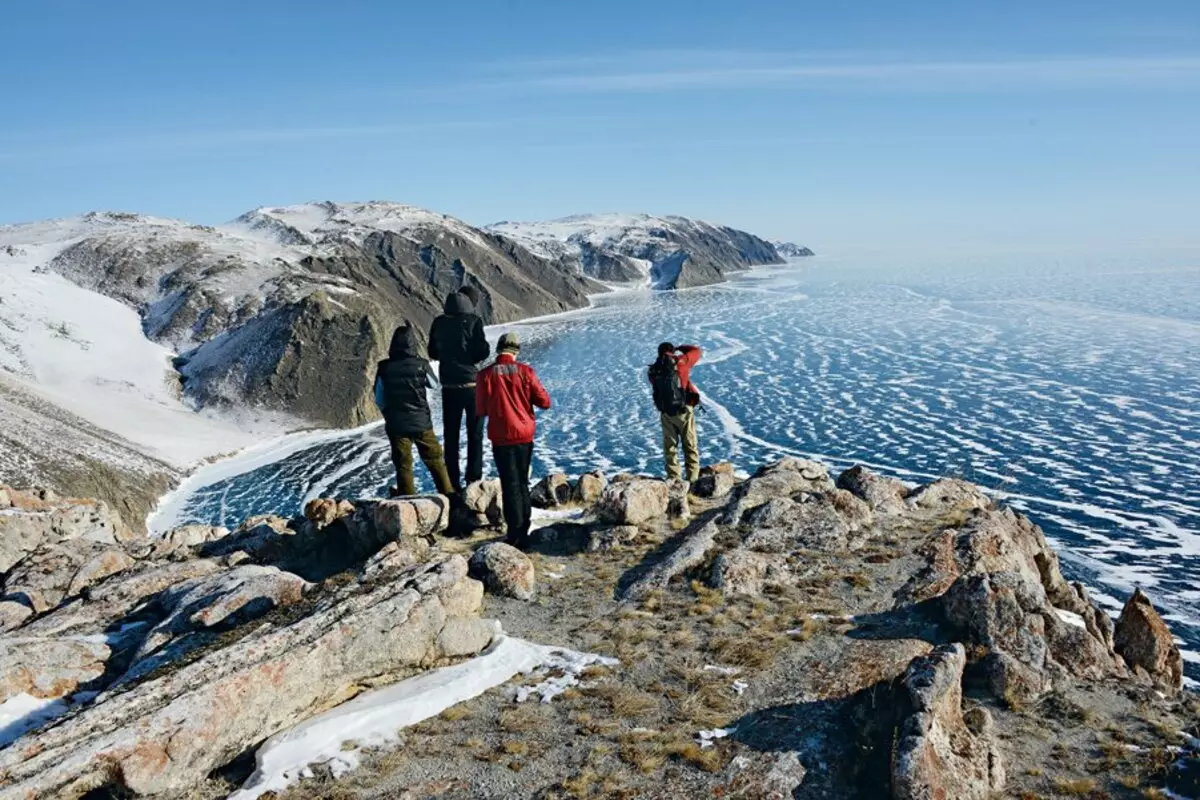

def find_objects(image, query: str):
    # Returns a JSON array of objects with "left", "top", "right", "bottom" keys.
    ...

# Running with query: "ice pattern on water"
[{"left": 167, "top": 255, "right": 1200, "bottom": 675}]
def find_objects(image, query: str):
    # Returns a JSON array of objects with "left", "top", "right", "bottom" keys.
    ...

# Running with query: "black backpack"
[{"left": 650, "top": 354, "right": 687, "bottom": 415}]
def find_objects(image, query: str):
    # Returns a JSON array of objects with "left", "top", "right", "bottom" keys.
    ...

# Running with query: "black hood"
[
  {"left": 443, "top": 291, "right": 473, "bottom": 315},
  {"left": 388, "top": 325, "right": 418, "bottom": 359}
]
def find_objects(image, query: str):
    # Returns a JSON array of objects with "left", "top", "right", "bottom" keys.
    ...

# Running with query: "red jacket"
[
  {"left": 649, "top": 345, "right": 703, "bottom": 406},
  {"left": 475, "top": 353, "right": 551, "bottom": 446}
]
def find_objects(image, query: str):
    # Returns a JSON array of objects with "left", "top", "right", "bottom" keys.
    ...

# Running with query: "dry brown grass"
[
  {"left": 501, "top": 740, "right": 528, "bottom": 756},
  {"left": 583, "top": 685, "right": 661, "bottom": 720},
  {"left": 1052, "top": 777, "right": 1097, "bottom": 795},
  {"left": 438, "top": 704, "right": 471, "bottom": 722},
  {"left": 560, "top": 768, "right": 599, "bottom": 798},
  {"left": 664, "top": 740, "right": 725, "bottom": 772},
  {"left": 843, "top": 573, "right": 871, "bottom": 589},
  {"left": 706, "top": 631, "right": 784, "bottom": 669},
  {"left": 498, "top": 705, "right": 543, "bottom": 733}
]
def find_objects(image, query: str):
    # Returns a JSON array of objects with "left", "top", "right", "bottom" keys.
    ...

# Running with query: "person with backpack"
[
  {"left": 428, "top": 288, "right": 490, "bottom": 492},
  {"left": 648, "top": 341, "right": 703, "bottom": 483},
  {"left": 475, "top": 332, "right": 551, "bottom": 549},
  {"left": 374, "top": 324, "right": 456, "bottom": 498}
]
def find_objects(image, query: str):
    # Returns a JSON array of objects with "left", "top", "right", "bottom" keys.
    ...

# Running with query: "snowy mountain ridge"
[{"left": 487, "top": 212, "right": 791, "bottom": 289}]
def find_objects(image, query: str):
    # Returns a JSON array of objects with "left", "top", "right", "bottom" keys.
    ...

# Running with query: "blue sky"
[{"left": 2, "top": 0, "right": 1199, "bottom": 253}]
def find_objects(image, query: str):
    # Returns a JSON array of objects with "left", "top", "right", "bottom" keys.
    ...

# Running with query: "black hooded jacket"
[
  {"left": 374, "top": 326, "right": 436, "bottom": 435},
  {"left": 428, "top": 291, "right": 490, "bottom": 388}
]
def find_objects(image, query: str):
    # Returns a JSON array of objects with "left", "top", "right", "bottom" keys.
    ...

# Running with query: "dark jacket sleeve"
[
  {"left": 468, "top": 317, "right": 490, "bottom": 364},
  {"left": 427, "top": 318, "right": 441, "bottom": 362},
  {"left": 677, "top": 345, "right": 702, "bottom": 368},
  {"left": 527, "top": 366, "right": 551, "bottom": 410},
  {"left": 475, "top": 369, "right": 490, "bottom": 418}
]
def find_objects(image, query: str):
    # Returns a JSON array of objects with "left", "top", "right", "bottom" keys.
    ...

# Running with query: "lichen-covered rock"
[
  {"left": 0, "top": 600, "right": 33, "bottom": 632},
  {"left": 3, "top": 540, "right": 134, "bottom": 613},
  {"left": 619, "top": 521, "right": 717, "bottom": 601},
  {"left": 150, "top": 524, "right": 229, "bottom": 560},
  {"left": 361, "top": 539, "right": 433, "bottom": 579},
  {"left": 464, "top": 479, "right": 503, "bottom": 526},
  {"left": 571, "top": 471, "right": 608, "bottom": 505},
  {"left": 469, "top": 542, "right": 536, "bottom": 601},
  {"left": 710, "top": 549, "right": 774, "bottom": 597},
  {"left": 530, "top": 473, "right": 572, "bottom": 508},
  {"left": 905, "top": 477, "right": 991, "bottom": 516},
  {"left": 304, "top": 497, "right": 356, "bottom": 528},
  {"left": 892, "top": 643, "right": 1006, "bottom": 800},
  {"left": 436, "top": 617, "right": 500, "bottom": 658},
  {"left": 741, "top": 491, "right": 872, "bottom": 553},
  {"left": 719, "top": 458, "right": 834, "bottom": 523},
  {"left": 0, "top": 637, "right": 110, "bottom": 702},
  {"left": 0, "top": 491, "right": 131, "bottom": 574},
  {"left": 836, "top": 465, "right": 908, "bottom": 514},
  {"left": 596, "top": 479, "right": 669, "bottom": 525},
  {"left": 0, "top": 555, "right": 487, "bottom": 798},
  {"left": 65, "top": 548, "right": 137, "bottom": 597},
  {"left": 372, "top": 495, "right": 450, "bottom": 539},
  {"left": 126, "top": 565, "right": 311, "bottom": 675},
  {"left": 1114, "top": 588, "right": 1183, "bottom": 692}
]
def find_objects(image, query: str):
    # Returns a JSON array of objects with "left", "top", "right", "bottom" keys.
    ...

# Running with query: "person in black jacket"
[
  {"left": 374, "top": 324, "right": 455, "bottom": 497},
  {"left": 428, "top": 289, "right": 490, "bottom": 491}
]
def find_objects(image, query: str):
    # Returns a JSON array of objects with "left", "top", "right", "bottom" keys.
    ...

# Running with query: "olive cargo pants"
[
  {"left": 388, "top": 429, "right": 455, "bottom": 497},
  {"left": 661, "top": 407, "right": 700, "bottom": 483}
]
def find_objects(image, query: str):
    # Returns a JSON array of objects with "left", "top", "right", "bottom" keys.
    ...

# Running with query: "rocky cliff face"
[
  {"left": 487, "top": 213, "right": 790, "bottom": 289},
  {"left": 772, "top": 240, "right": 816, "bottom": 258},
  {"left": 1, "top": 462, "right": 1193, "bottom": 799}
]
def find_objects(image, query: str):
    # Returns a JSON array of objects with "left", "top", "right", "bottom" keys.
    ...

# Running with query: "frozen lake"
[{"left": 154, "top": 253, "right": 1200, "bottom": 675}]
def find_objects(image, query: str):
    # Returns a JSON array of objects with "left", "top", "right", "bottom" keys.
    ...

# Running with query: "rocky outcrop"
[
  {"left": 572, "top": 471, "right": 608, "bottom": 505},
  {"left": 1114, "top": 588, "right": 1183, "bottom": 692},
  {"left": 771, "top": 241, "right": 816, "bottom": 258},
  {"left": 719, "top": 458, "right": 834, "bottom": 524},
  {"left": 0, "top": 555, "right": 494, "bottom": 798},
  {"left": 619, "top": 520, "right": 718, "bottom": 601},
  {"left": 469, "top": 542, "right": 536, "bottom": 601},
  {"left": 692, "top": 463, "right": 735, "bottom": 499},
  {"left": 892, "top": 644, "right": 1005, "bottom": 799},
  {"left": 464, "top": 479, "right": 503, "bottom": 527}
]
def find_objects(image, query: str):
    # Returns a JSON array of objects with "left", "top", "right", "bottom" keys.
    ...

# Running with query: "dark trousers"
[
  {"left": 493, "top": 442, "right": 534, "bottom": 548},
  {"left": 441, "top": 386, "right": 485, "bottom": 490},
  {"left": 388, "top": 429, "right": 455, "bottom": 497}
]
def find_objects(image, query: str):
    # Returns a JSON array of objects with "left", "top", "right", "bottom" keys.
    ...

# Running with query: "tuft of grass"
[
  {"left": 439, "top": 705, "right": 471, "bottom": 722},
  {"left": 501, "top": 740, "right": 528, "bottom": 756},
  {"left": 1052, "top": 777, "right": 1097, "bottom": 795},
  {"left": 665, "top": 740, "right": 725, "bottom": 773},
  {"left": 706, "top": 631, "right": 783, "bottom": 669},
  {"left": 584, "top": 685, "right": 660, "bottom": 719},
  {"left": 1114, "top": 774, "right": 1139, "bottom": 789},
  {"left": 1025, "top": 768, "right": 1043, "bottom": 777},
  {"left": 843, "top": 573, "right": 872, "bottom": 589},
  {"left": 498, "top": 705, "right": 542, "bottom": 733},
  {"left": 561, "top": 769, "right": 598, "bottom": 798}
]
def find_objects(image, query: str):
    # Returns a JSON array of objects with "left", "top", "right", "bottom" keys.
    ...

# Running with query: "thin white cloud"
[{"left": 476, "top": 54, "right": 1200, "bottom": 92}]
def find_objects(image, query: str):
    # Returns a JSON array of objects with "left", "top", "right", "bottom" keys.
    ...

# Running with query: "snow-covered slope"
[{"left": 487, "top": 212, "right": 788, "bottom": 289}]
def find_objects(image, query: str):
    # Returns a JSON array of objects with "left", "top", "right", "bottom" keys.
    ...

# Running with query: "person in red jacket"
[
  {"left": 475, "top": 331, "right": 551, "bottom": 549},
  {"left": 648, "top": 342, "right": 703, "bottom": 483}
]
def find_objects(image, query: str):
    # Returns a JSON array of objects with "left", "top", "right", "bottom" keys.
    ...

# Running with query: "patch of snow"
[
  {"left": 1054, "top": 608, "right": 1088, "bottom": 629},
  {"left": 0, "top": 693, "right": 67, "bottom": 747},
  {"left": 702, "top": 665, "right": 741, "bottom": 676},
  {"left": 731, "top": 680, "right": 749, "bottom": 696},
  {"left": 515, "top": 648, "right": 619, "bottom": 704},
  {"left": 229, "top": 635, "right": 616, "bottom": 800},
  {"left": 696, "top": 727, "right": 736, "bottom": 749}
]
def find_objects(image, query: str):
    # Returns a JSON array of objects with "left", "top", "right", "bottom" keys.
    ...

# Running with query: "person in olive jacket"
[
  {"left": 374, "top": 324, "right": 455, "bottom": 497},
  {"left": 428, "top": 288, "right": 490, "bottom": 491}
]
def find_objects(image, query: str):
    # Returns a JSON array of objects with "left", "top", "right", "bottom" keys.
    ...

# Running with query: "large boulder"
[
  {"left": 619, "top": 521, "right": 718, "bottom": 601},
  {"left": 148, "top": 524, "right": 229, "bottom": 560},
  {"left": 0, "top": 637, "right": 110, "bottom": 702},
  {"left": 596, "top": 479, "right": 669, "bottom": 525},
  {"left": 0, "top": 555, "right": 492, "bottom": 798},
  {"left": 891, "top": 644, "right": 1006, "bottom": 799},
  {"left": 836, "top": 465, "right": 908, "bottom": 514},
  {"left": 468, "top": 542, "right": 536, "bottom": 601},
  {"left": 571, "top": 471, "right": 608, "bottom": 505},
  {"left": 3, "top": 541, "right": 135, "bottom": 614},
  {"left": 530, "top": 473, "right": 572, "bottom": 509},
  {"left": 464, "top": 479, "right": 503, "bottom": 526},
  {"left": 0, "top": 600, "right": 33, "bottom": 632},
  {"left": 303, "top": 497, "right": 355, "bottom": 528},
  {"left": 1114, "top": 588, "right": 1183, "bottom": 692},
  {"left": 372, "top": 496, "right": 450, "bottom": 539}
]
